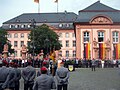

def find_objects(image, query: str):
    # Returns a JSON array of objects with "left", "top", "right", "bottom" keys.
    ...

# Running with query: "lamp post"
[
  {"left": 45, "top": 38, "right": 49, "bottom": 55},
  {"left": 31, "top": 19, "right": 36, "bottom": 67}
]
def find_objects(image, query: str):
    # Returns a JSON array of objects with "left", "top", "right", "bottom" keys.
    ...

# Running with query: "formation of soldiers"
[{"left": 0, "top": 58, "right": 70, "bottom": 90}]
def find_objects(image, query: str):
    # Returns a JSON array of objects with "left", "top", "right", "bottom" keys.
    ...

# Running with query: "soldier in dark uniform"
[
  {"left": 22, "top": 60, "right": 36, "bottom": 90},
  {"left": 0, "top": 60, "right": 9, "bottom": 90},
  {"left": 13, "top": 63, "right": 21, "bottom": 90},
  {"left": 33, "top": 66, "right": 56, "bottom": 90},
  {"left": 56, "top": 62, "right": 70, "bottom": 90},
  {"left": 5, "top": 62, "right": 17, "bottom": 90}
]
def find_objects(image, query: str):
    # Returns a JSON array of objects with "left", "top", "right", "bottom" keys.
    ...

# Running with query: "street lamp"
[
  {"left": 45, "top": 38, "right": 50, "bottom": 55},
  {"left": 30, "top": 19, "right": 36, "bottom": 67}
]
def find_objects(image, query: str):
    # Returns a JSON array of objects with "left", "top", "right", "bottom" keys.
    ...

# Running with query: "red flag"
[{"left": 34, "top": 0, "right": 39, "bottom": 3}]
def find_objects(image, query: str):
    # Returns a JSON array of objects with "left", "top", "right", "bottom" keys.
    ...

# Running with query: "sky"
[{"left": 0, "top": 0, "right": 120, "bottom": 26}]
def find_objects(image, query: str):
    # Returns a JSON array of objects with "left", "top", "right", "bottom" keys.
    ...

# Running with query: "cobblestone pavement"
[{"left": 20, "top": 68, "right": 120, "bottom": 90}]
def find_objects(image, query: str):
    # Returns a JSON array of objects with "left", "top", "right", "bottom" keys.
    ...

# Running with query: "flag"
[
  {"left": 99, "top": 43, "right": 105, "bottom": 60},
  {"left": 54, "top": 0, "right": 58, "bottom": 3},
  {"left": 84, "top": 42, "right": 90, "bottom": 60},
  {"left": 34, "top": 0, "right": 39, "bottom": 3},
  {"left": 115, "top": 43, "right": 120, "bottom": 59}
]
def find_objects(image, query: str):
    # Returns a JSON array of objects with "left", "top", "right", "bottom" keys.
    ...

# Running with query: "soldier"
[
  {"left": 5, "top": 62, "right": 17, "bottom": 90},
  {"left": 13, "top": 63, "right": 21, "bottom": 90},
  {"left": 56, "top": 62, "right": 70, "bottom": 90},
  {"left": 33, "top": 66, "right": 56, "bottom": 90},
  {"left": 0, "top": 60, "right": 9, "bottom": 90},
  {"left": 22, "top": 60, "right": 36, "bottom": 90}
]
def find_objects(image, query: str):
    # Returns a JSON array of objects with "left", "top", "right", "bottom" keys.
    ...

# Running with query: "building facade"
[{"left": 2, "top": 1, "right": 120, "bottom": 60}]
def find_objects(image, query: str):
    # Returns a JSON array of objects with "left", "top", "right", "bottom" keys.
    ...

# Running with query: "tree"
[
  {"left": 0, "top": 28, "right": 14, "bottom": 55},
  {"left": 28, "top": 24, "right": 62, "bottom": 55}
]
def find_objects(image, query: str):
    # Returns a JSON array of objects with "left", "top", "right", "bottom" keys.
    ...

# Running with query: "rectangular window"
[
  {"left": 113, "top": 31, "right": 118, "bottom": 43},
  {"left": 73, "top": 50, "right": 76, "bottom": 57},
  {"left": 72, "top": 33, "right": 75, "bottom": 37},
  {"left": 14, "top": 51, "right": 17, "bottom": 57},
  {"left": 59, "top": 33, "right": 62, "bottom": 38},
  {"left": 21, "top": 33, "right": 24, "bottom": 38},
  {"left": 66, "top": 51, "right": 69, "bottom": 57},
  {"left": 98, "top": 32, "right": 104, "bottom": 42},
  {"left": 66, "top": 40, "right": 69, "bottom": 47},
  {"left": 84, "top": 32, "right": 89, "bottom": 42},
  {"left": 7, "top": 33, "right": 12, "bottom": 38},
  {"left": 73, "top": 40, "right": 76, "bottom": 47},
  {"left": 65, "top": 33, "right": 69, "bottom": 38},
  {"left": 14, "top": 41, "right": 18, "bottom": 47},
  {"left": 14, "top": 33, "right": 18, "bottom": 38},
  {"left": 21, "top": 41, "right": 24, "bottom": 47}
]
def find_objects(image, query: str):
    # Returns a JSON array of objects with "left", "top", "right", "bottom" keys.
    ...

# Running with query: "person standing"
[
  {"left": 14, "top": 63, "right": 21, "bottom": 90},
  {"left": 22, "top": 60, "right": 36, "bottom": 90},
  {"left": 56, "top": 62, "right": 70, "bottom": 90},
  {"left": 91, "top": 59, "right": 96, "bottom": 71},
  {"left": 0, "top": 60, "right": 9, "bottom": 90},
  {"left": 33, "top": 66, "right": 56, "bottom": 90},
  {"left": 5, "top": 62, "right": 17, "bottom": 90}
]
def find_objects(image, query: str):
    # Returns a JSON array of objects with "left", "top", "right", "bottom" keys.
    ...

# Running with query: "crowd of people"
[{"left": 0, "top": 58, "right": 70, "bottom": 90}]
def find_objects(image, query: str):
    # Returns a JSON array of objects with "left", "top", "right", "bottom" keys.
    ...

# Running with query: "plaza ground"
[{"left": 20, "top": 68, "right": 120, "bottom": 90}]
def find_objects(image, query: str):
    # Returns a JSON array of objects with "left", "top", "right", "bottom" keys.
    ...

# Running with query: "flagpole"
[
  {"left": 38, "top": 2, "right": 40, "bottom": 13},
  {"left": 57, "top": 1, "right": 58, "bottom": 13}
]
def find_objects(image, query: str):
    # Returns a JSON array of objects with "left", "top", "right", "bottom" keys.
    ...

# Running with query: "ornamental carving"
[{"left": 90, "top": 16, "right": 112, "bottom": 24}]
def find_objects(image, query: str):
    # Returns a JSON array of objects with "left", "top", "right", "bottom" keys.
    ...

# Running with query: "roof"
[
  {"left": 76, "top": 1, "right": 120, "bottom": 23},
  {"left": 3, "top": 12, "right": 78, "bottom": 24}
]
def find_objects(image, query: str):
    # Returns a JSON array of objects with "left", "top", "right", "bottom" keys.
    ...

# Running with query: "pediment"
[{"left": 90, "top": 16, "right": 113, "bottom": 24}]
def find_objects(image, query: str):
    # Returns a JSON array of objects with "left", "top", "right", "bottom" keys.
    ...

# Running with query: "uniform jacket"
[
  {"left": 14, "top": 68, "right": 21, "bottom": 82},
  {"left": 0, "top": 66, "right": 9, "bottom": 89},
  {"left": 33, "top": 74, "right": 56, "bottom": 90},
  {"left": 22, "top": 65, "right": 36, "bottom": 83},
  {"left": 56, "top": 66, "right": 70, "bottom": 85},
  {"left": 4, "top": 67, "right": 17, "bottom": 88}
]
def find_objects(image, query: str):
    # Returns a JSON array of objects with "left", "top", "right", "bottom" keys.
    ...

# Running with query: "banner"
[
  {"left": 99, "top": 43, "right": 105, "bottom": 60},
  {"left": 115, "top": 43, "right": 120, "bottom": 59},
  {"left": 84, "top": 42, "right": 90, "bottom": 59}
]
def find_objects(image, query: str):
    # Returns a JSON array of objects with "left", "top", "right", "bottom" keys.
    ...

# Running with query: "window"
[
  {"left": 14, "top": 41, "right": 18, "bottom": 47},
  {"left": 14, "top": 51, "right": 17, "bottom": 57},
  {"left": 59, "top": 33, "right": 62, "bottom": 38},
  {"left": 113, "top": 31, "right": 118, "bottom": 43},
  {"left": 84, "top": 32, "right": 89, "bottom": 42},
  {"left": 59, "top": 51, "right": 62, "bottom": 57},
  {"left": 72, "top": 33, "right": 75, "bottom": 37},
  {"left": 27, "top": 41, "right": 31, "bottom": 47},
  {"left": 14, "top": 33, "right": 18, "bottom": 38},
  {"left": 9, "top": 25, "right": 14, "bottom": 28},
  {"left": 59, "top": 24, "right": 63, "bottom": 27},
  {"left": 59, "top": 40, "right": 62, "bottom": 46},
  {"left": 7, "top": 33, "right": 12, "bottom": 38},
  {"left": 21, "top": 25, "right": 26, "bottom": 28},
  {"left": 28, "top": 25, "right": 31, "bottom": 28},
  {"left": 15, "top": 25, "right": 20, "bottom": 28},
  {"left": 65, "top": 33, "right": 69, "bottom": 38},
  {"left": 73, "top": 50, "right": 76, "bottom": 57},
  {"left": 66, "top": 50, "right": 69, "bottom": 57},
  {"left": 27, "top": 33, "right": 30, "bottom": 38},
  {"left": 21, "top": 41, "right": 24, "bottom": 47},
  {"left": 66, "top": 40, "right": 69, "bottom": 47},
  {"left": 21, "top": 33, "right": 24, "bottom": 38},
  {"left": 98, "top": 32, "right": 104, "bottom": 42},
  {"left": 73, "top": 40, "right": 76, "bottom": 47}
]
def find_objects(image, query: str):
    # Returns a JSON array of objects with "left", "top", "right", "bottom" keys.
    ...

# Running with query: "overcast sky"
[{"left": 0, "top": 0, "right": 120, "bottom": 26}]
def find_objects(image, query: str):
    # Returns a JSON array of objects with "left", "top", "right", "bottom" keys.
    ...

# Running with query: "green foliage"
[
  {"left": 0, "top": 28, "right": 14, "bottom": 54},
  {"left": 28, "top": 24, "right": 62, "bottom": 55}
]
